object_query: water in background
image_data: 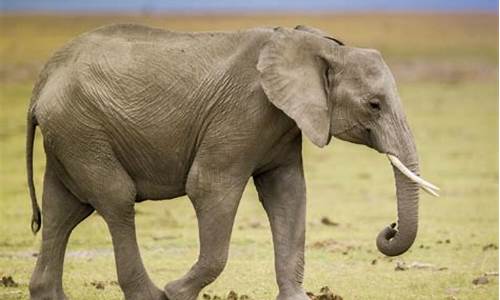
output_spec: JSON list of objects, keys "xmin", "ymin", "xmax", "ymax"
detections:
[{"xmin": 2, "ymin": 0, "xmax": 498, "ymax": 12}]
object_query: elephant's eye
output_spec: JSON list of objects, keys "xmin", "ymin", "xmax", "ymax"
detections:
[
  {"xmin": 324, "ymin": 67, "xmax": 331, "ymax": 83},
  {"xmin": 369, "ymin": 99, "xmax": 381, "ymax": 111}
]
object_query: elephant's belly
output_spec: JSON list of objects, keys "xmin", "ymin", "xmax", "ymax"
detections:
[
  {"xmin": 124, "ymin": 160, "xmax": 190, "ymax": 201},
  {"xmin": 111, "ymin": 136, "xmax": 193, "ymax": 201},
  {"xmin": 134, "ymin": 179, "xmax": 186, "ymax": 201}
]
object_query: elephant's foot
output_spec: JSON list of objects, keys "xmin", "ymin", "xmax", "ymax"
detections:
[
  {"xmin": 29, "ymin": 281, "xmax": 67, "ymax": 300},
  {"xmin": 277, "ymin": 289, "xmax": 310, "ymax": 300},
  {"xmin": 122, "ymin": 281, "xmax": 167, "ymax": 300},
  {"xmin": 164, "ymin": 279, "xmax": 200, "ymax": 300},
  {"xmin": 30, "ymin": 291, "xmax": 67, "ymax": 300}
]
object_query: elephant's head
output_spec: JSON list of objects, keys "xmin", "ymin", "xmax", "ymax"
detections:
[{"xmin": 257, "ymin": 26, "xmax": 439, "ymax": 256}]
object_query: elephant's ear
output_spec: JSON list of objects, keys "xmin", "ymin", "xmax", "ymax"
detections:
[
  {"xmin": 294, "ymin": 25, "xmax": 345, "ymax": 46},
  {"xmin": 257, "ymin": 27, "xmax": 335, "ymax": 148},
  {"xmin": 294, "ymin": 25, "xmax": 330, "ymax": 38}
]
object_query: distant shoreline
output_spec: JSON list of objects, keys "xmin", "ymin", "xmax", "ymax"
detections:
[
  {"xmin": 1, "ymin": 0, "xmax": 498, "ymax": 14},
  {"xmin": 1, "ymin": 10, "xmax": 498, "ymax": 16}
]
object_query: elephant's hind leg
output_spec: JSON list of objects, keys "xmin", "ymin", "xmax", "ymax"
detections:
[
  {"xmin": 29, "ymin": 157, "xmax": 94, "ymax": 300},
  {"xmin": 63, "ymin": 148, "xmax": 165, "ymax": 300}
]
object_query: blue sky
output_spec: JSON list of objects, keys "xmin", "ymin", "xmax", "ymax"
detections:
[{"xmin": 2, "ymin": 0, "xmax": 498, "ymax": 12}]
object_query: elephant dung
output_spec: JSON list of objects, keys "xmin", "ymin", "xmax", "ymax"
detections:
[
  {"xmin": 1, "ymin": 276, "xmax": 18, "ymax": 287},
  {"xmin": 307, "ymin": 286, "xmax": 343, "ymax": 300}
]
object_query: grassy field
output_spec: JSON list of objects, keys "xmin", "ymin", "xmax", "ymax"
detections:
[{"xmin": 0, "ymin": 13, "xmax": 498, "ymax": 300}]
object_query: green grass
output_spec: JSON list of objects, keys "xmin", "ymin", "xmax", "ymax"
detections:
[{"xmin": 0, "ymin": 13, "xmax": 498, "ymax": 300}]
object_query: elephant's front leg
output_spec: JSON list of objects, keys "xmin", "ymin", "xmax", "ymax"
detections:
[
  {"xmin": 164, "ymin": 162, "xmax": 248, "ymax": 300},
  {"xmin": 254, "ymin": 157, "xmax": 309, "ymax": 300}
]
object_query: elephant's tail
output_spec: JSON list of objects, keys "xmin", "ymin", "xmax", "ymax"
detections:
[{"xmin": 26, "ymin": 109, "xmax": 41, "ymax": 234}]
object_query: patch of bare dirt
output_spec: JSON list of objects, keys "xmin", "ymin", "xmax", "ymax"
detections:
[
  {"xmin": 394, "ymin": 261, "xmax": 448, "ymax": 271},
  {"xmin": 308, "ymin": 239, "xmax": 358, "ymax": 255}
]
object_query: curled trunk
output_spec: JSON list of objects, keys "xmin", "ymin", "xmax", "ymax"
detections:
[{"xmin": 376, "ymin": 161, "xmax": 419, "ymax": 256}]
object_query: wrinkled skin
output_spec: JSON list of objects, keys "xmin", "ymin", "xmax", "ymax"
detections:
[{"xmin": 26, "ymin": 24, "xmax": 420, "ymax": 300}]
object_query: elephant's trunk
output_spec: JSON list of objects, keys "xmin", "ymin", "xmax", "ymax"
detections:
[{"xmin": 376, "ymin": 159, "xmax": 420, "ymax": 256}]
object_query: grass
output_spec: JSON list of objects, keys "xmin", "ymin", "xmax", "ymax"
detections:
[{"xmin": 0, "ymin": 12, "xmax": 498, "ymax": 300}]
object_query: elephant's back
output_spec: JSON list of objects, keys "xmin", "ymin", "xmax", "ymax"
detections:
[
  {"xmin": 64, "ymin": 24, "xmax": 251, "ymax": 103},
  {"xmin": 32, "ymin": 24, "xmax": 275, "ymax": 200},
  {"xmin": 33, "ymin": 23, "xmax": 273, "ymax": 141},
  {"xmin": 78, "ymin": 23, "xmax": 249, "ymax": 59},
  {"xmin": 87, "ymin": 23, "xmax": 179, "ymax": 40}
]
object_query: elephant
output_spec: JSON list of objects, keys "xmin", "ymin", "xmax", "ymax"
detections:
[{"xmin": 25, "ymin": 24, "xmax": 439, "ymax": 300}]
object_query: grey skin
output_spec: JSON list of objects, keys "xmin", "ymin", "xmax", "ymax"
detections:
[{"xmin": 26, "ymin": 24, "xmax": 421, "ymax": 300}]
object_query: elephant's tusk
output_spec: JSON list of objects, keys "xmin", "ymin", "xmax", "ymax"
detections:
[
  {"xmin": 387, "ymin": 154, "xmax": 440, "ymax": 197},
  {"xmin": 420, "ymin": 185, "xmax": 440, "ymax": 197}
]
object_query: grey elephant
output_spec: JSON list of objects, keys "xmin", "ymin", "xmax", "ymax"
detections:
[{"xmin": 26, "ymin": 24, "xmax": 438, "ymax": 300}]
